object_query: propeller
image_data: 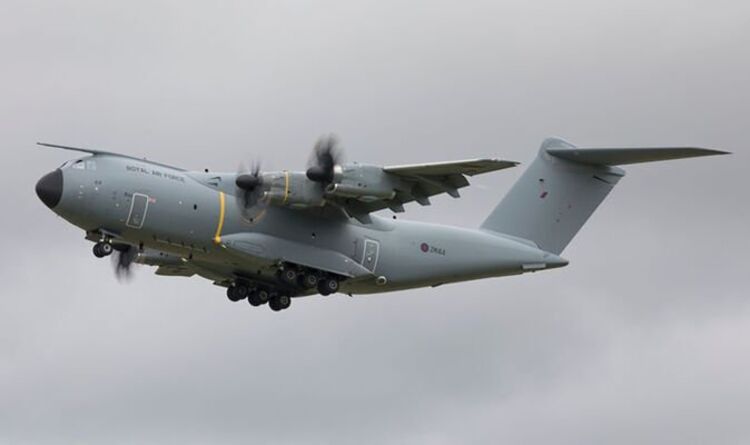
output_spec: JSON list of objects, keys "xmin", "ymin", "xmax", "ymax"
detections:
[
  {"xmin": 236, "ymin": 161, "xmax": 263, "ymax": 192},
  {"xmin": 234, "ymin": 160, "xmax": 266, "ymax": 219},
  {"xmin": 306, "ymin": 134, "xmax": 343, "ymax": 185},
  {"xmin": 111, "ymin": 244, "xmax": 138, "ymax": 281}
]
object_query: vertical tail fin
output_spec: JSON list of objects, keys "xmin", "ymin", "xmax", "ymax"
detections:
[{"xmin": 481, "ymin": 138, "xmax": 728, "ymax": 255}]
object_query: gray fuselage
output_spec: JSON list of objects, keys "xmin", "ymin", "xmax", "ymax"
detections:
[{"xmin": 43, "ymin": 154, "xmax": 566, "ymax": 295}]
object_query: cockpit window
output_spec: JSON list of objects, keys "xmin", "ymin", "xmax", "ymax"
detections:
[{"xmin": 60, "ymin": 159, "xmax": 89, "ymax": 170}]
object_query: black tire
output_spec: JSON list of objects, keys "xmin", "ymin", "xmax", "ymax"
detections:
[
  {"xmin": 269, "ymin": 294, "xmax": 291, "ymax": 312},
  {"xmin": 100, "ymin": 243, "xmax": 113, "ymax": 256},
  {"xmin": 247, "ymin": 289, "xmax": 265, "ymax": 306},
  {"xmin": 277, "ymin": 294, "xmax": 291, "ymax": 309},
  {"xmin": 234, "ymin": 285, "xmax": 249, "ymax": 300},
  {"xmin": 228, "ymin": 286, "xmax": 249, "ymax": 302},
  {"xmin": 317, "ymin": 277, "xmax": 339, "ymax": 296},
  {"xmin": 256, "ymin": 289, "xmax": 270, "ymax": 304},
  {"xmin": 93, "ymin": 242, "xmax": 112, "ymax": 258},
  {"xmin": 298, "ymin": 272, "xmax": 319, "ymax": 289},
  {"xmin": 280, "ymin": 269, "xmax": 297, "ymax": 285}
]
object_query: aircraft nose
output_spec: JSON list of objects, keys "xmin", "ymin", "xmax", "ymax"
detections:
[{"xmin": 35, "ymin": 169, "xmax": 63, "ymax": 209}]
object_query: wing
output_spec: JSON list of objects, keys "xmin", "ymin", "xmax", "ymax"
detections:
[
  {"xmin": 337, "ymin": 158, "xmax": 518, "ymax": 220},
  {"xmin": 37, "ymin": 142, "xmax": 186, "ymax": 171},
  {"xmin": 384, "ymin": 158, "xmax": 518, "ymax": 177}
]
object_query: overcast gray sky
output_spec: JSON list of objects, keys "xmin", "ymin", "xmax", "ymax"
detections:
[{"xmin": 1, "ymin": 0, "xmax": 749, "ymax": 443}]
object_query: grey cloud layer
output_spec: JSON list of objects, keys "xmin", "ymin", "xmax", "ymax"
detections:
[{"xmin": 1, "ymin": 0, "xmax": 748, "ymax": 443}]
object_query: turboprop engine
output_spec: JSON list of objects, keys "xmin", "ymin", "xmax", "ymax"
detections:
[
  {"xmin": 323, "ymin": 164, "xmax": 398, "ymax": 203},
  {"xmin": 236, "ymin": 164, "xmax": 401, "ymax": 210},
  {"xmin": 262, "ymin": 171, "xmax": 327, "ymax": 208},
  {"xmin": 234, "ymin": 135, "xmax": 406, "ymax": 212}
]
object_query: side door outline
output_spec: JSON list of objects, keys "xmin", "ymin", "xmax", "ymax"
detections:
[
  {"xmin": 126, "ymin": 193, "xmax": 150, "ymax": 229},
  {"xmin": 361, "ymin": 238, "xmax": 380, "ymax": 273}
]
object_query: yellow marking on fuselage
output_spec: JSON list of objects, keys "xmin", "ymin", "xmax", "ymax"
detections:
[
  {"xmin": 283, "ymin": 170, "xmax": 290, "ymax": 205},
  {"xmin": 213, "ymin": 191, "xmax": 226, "ymax": 244}
]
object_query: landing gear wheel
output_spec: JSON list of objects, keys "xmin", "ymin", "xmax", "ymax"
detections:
[
  {"xmin": 298, "ymin": 272, "xmax": 319, "ymax": 289},
  {"xmin": 227, "ymin": 286, "xmax": 244, "ymax": 302},
  {"xmin": 269, "ymin": 294, "xmax": 291, "ymax": 312},
  {"xmin": 93, "ymin": 242, "xmax": 113, "ymax": 258},
  {"xmin": 317, "ymin": 277, "xmax": 339, "ymax": 296},
  {"xmin": 247, "ymin": 289, "xmax": 266, "ymax": 307},
  {"xmin": 233, "ymin": 285, "xmax": 249, "ymax": 301},
  {"xmin": 256, "ymin": 289, "xmax": 271, "ymax": 304},
  {"xmin": 280, "ymin": 268, "xmax": 297, "ymax": 285}
]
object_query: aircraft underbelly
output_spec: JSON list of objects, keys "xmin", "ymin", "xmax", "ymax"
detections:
[
  {"xmin": 354, "ymin": 220, "xmax": 561, "ymax": 293},
  {"xmin": 220, "ymin": 232, "xmax": 373, "ymax": 279}
]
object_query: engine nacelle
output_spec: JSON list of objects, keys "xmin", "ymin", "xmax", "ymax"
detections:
[
  {"xmin": 251, "ymin": 165, "xmax": 403, "ymax": 209},
  {"xmin": 324, "ymin": 164, "xmax": 400, "ymax": 202},
  {"xmin": 325, "ymin": 183, "xmax": 395, "ymax": 202},
  {"xmin": 262, "ymin": 172, "xmax": 327, "ymax": 208}
]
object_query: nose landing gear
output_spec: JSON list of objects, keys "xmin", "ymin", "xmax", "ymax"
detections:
[{"xmin": 93, "ymin": 241, "xmax": 113, "ymax": 258}]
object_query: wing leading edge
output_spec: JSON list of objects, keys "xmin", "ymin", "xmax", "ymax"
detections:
[
  {"xmin": 37, "ymin": 142, "xmax": 186, "ymax": 171},
  {"xmin": 384, "ymin": 158, "xmax": 518, "ymax": 176}
]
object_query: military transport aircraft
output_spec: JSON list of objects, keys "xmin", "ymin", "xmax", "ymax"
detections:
[{"xmin": 35, "ymin": 136, "xmax": 727, "ymax": 312}]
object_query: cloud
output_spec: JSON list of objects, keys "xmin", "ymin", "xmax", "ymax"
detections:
[{"xmin": 1, "ymin": 0, "xmax": 748, "ymax": 443}]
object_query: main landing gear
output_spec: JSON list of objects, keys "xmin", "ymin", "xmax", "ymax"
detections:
[
  {"xmin": 268, "ymin": 294, "xmax": 291, "ymax": 312},
  {"xmin": 248, "ymin": 288, "xmax": 271, "ymax": 307},
  {"xmin": 226, "ymin": 283, "xmax": 291, "ymax": 312},
  {"xmin": 317, "ymin": 277, "xmax": 339, "ymax": 296},
  {"xmin": 225, "ymin": 266, "xmax": 343, "ymax": 313},
  {"xmin": 277, "ymin": 264, "xmax": 341, "ymax": 296},
  {"xmin": 277, "ymin": 266, "xmax": 319, "ymax": 290}
]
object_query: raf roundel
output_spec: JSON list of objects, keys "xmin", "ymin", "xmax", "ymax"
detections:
[{"xmin": 420, "ymin": 243, "xmax": 429, "ymax": 253}]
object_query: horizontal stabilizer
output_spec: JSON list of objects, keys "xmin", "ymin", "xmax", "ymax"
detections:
[{"xmin": 545, "ymin": 139, "xmax": 729, "ymax": 166}]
